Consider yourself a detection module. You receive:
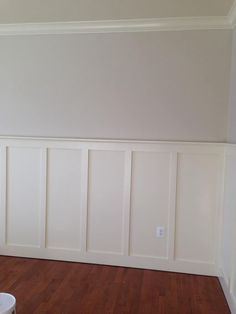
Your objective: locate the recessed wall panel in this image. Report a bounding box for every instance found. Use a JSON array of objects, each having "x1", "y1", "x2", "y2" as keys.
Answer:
[
  {"x1": 87, "y1": 150, "x2": 125, "y2": 254},
  {"x1": 46, "y1": 149, "x2": 82, "y2": 250},
  {"x1": 175, "y1": 153, "x2": 219, "y2": 263},
  {"x1": 130, "y1": 152, "x2": 171, "y2": 258},
  {"x1": 6, "y1": 147, "x2": 41, "y2": 246}
]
